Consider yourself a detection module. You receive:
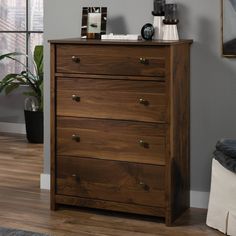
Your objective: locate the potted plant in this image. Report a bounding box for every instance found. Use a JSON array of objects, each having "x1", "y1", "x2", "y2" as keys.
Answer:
[{"x1": 0, "y1": 45, "x2": 43, "y2": 143}]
